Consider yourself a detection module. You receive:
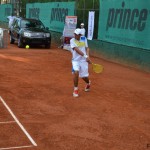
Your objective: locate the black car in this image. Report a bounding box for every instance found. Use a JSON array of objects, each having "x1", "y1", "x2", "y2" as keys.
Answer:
[{"x1": 9, "y1": 17, "x2": 51, "y2": 48}]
